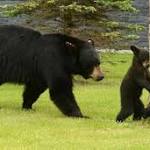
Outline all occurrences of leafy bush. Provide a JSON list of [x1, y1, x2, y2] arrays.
[[95, 0, 137, 12], [3, 0, 143, 47]]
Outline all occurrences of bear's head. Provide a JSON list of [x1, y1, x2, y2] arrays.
[[130, 45, 150, 77], [78, 39, 104, 81], [65, 39, 104, 81]]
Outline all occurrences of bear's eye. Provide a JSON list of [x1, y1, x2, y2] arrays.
[[97, 62, 100, 66]]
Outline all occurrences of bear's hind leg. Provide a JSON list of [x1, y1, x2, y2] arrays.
[[143, 106, 150, 119], [22, 83, 46, 109], [133, 99, 144, 120], [116, 97, 134, 122], [116, 107, 133, 122]]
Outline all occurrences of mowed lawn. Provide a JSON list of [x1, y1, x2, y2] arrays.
[[0, 53, 150, 150]]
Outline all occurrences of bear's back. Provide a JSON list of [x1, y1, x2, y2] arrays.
[[0, 25, 41, 39]]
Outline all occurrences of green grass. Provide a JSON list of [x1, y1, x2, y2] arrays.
[[0, 53, 150, 150]]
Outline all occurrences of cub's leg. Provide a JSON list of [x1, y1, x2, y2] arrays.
[[133, 99, 144, 120], [116, 97, 134, 122]]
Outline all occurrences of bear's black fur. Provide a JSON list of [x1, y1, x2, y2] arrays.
[[144, 103, 150, 118], [116, 45, 150, 122], [0, 25, 104, 118]]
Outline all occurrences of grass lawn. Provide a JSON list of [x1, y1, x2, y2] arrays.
[[0, 53, 150, 150]]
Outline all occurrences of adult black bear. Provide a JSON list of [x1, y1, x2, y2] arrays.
[[0, 25, 104, 118], [116, 45, 150, 122]]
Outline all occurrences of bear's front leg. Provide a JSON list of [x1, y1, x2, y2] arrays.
[[49, 88, 85, 118], [136, 79, 150, 92]]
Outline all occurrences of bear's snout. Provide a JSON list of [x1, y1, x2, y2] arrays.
[[90, 66, 104, 81]]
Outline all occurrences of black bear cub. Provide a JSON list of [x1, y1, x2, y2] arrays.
[[116, 45, 150, 122], [0, 25, 104, 118]]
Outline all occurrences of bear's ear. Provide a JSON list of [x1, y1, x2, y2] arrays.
[[65, 41, 77, 56], [65, 41, 75, 48], [88, 39, 94, 46], [130, 45, 140, 56]]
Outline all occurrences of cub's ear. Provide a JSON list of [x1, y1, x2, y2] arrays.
[[88, 39, 94, 46], [65, 41, 75, 48], [130, 45, 140, 56]]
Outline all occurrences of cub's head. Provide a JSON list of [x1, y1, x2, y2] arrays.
[[130, 45, 150, 70]]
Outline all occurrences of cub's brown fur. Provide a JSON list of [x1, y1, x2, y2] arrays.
[[116, 46, 150, 122]]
